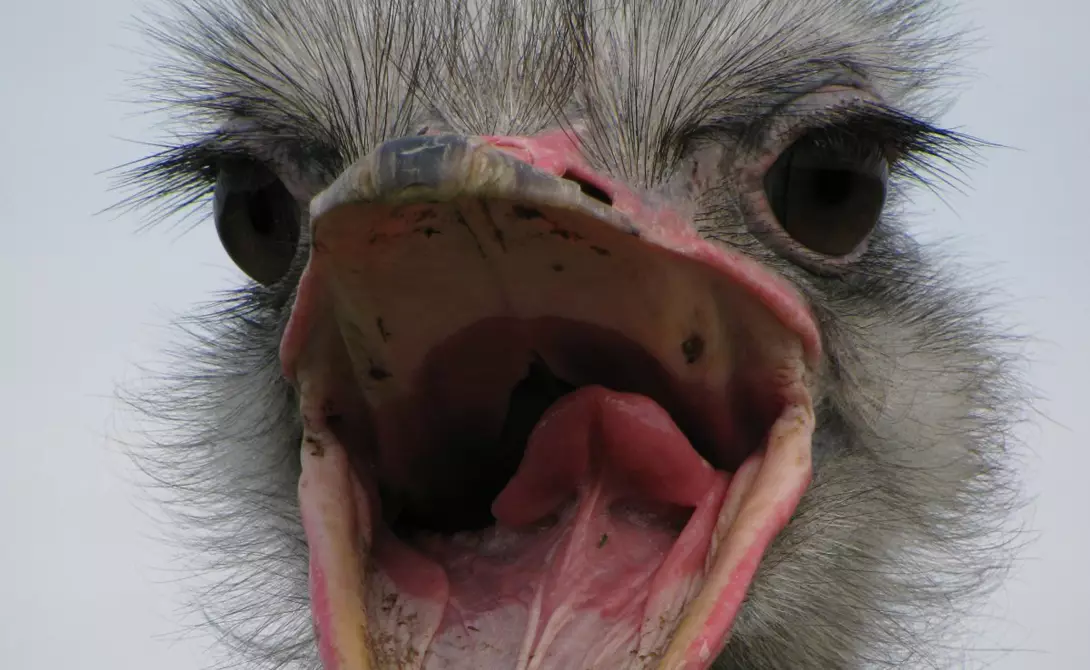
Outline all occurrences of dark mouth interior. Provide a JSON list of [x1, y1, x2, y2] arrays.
[[393, 357, 576, 535], [338, 318, 776, 543]]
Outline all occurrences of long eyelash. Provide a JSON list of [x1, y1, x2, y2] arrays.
[[111, 122, 345, 231], [798, 102, 989, 192], [110, 138, 222, 230], [109, 131, 271, 231]]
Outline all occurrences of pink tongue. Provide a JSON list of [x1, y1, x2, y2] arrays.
[[493, 385, 721, 525]]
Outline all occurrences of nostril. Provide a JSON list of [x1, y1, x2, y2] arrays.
[[561, 170, 613, 206]]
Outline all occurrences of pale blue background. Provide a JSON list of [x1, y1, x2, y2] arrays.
[[2, 1, 1087, 668]]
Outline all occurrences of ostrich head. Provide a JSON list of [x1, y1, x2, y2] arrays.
[[121, 1, 1023, 668]]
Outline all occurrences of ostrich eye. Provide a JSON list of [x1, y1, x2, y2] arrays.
[[213, 160, 301, 285], [762, 129, 889, 257]]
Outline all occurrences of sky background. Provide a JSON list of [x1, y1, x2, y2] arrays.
[[2, 0, 1087, 668]]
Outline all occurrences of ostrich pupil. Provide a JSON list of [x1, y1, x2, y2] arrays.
[[812, 169, 855, 206]]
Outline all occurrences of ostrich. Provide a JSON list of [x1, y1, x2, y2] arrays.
[[119, 0, 1024, 668]]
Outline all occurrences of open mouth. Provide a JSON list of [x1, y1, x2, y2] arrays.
[[281, 135, 818, 669]]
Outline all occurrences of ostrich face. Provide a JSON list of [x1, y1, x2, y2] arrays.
[[124, 1, 1022, 669]]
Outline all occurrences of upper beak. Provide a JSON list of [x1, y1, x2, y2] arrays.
[[282, 132, 820, 384]]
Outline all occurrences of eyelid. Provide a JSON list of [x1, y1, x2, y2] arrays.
[[756, 87, 887, 157], [203, 116, 337, 201]]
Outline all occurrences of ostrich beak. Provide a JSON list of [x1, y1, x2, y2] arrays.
[[280, 133, 819, 669]]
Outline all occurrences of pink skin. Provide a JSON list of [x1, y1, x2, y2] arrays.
[[282, 130, 821, 669], [480, 130, 821, 367]]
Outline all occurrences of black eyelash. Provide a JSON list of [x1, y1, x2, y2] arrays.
[[111, 125, 347, 230], [111, 136, 233, 230], [783, 101, 987, 191]]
